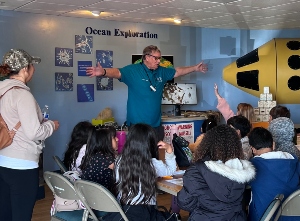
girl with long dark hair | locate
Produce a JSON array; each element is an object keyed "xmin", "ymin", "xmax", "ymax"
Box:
[
  {"xmin": 63, "ymin": 121, "xmax": 93, "ymax": 173},
  {"xmin": 80, "ymin": 126, "xmax": 118, "ymax": 192},
  {"xmin": 110, "ymin": 123, "xmax": 177, "ymax": 220}
]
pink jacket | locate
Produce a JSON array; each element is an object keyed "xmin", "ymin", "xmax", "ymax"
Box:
[{"xmin": 216, "ymin": 98, "xmax": 235, "ymax": 122}]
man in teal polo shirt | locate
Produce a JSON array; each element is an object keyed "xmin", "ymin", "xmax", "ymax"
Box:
[{"xmin": 86, "ymin": 45, "xmax": 207, "ymax": 140}]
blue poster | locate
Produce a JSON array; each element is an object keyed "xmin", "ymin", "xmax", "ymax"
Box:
[
  {"xmin": 96, "ymin": 50, "xmax": 113, "ymax": 68},
  {"xmin": 75, "ymin": 35, "xmax": 93, "ymax": 54},
  {"xmin": 77, "ymin": 84, "xmax": 94, "ymax": 102},
  {"xmin": 55, "ymin": 73, "xmax": 73, "ymax": 91},
  {"xmin": 78, "ymin": 61, "xmax": 92, "ymax": 76},
  {"xmin": 55, "ymin": 47, "xmax": 73, "ymax": 67}
]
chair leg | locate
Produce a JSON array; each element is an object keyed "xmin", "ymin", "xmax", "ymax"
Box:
[{"xmin": 82, "ymin": 209, "xmax": 89, "ymax": 221}]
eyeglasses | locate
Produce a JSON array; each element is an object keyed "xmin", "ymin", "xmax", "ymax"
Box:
[{"xmin": 147, "ymin": 54, "xmax": 162, "ymax": 61}]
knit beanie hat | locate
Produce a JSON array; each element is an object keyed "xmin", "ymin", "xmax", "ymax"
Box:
[
  {"xmin": 268, "ymin": 117, "xmax": 300, "ymax": 158},
  {"xmin": 269, "ymin": 117, "xmax": 294, "ymax": 143}
]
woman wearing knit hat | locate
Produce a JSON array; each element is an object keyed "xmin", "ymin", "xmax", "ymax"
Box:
[{"xmin": 268, "ymin": 117, "xmax": 300, "ymax": 158}]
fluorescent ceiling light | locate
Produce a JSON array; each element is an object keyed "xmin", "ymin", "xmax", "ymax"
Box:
[
  {"xmin": 91, "ymin": 11, "xmax": 101, "ymax": 16},
  {"xmin": 174, "ymin": 18, "xmax": 182, "ymax": 24}
]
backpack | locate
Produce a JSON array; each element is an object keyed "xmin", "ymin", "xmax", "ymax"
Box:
[
  {"xmin": 0, "ymin": 87, "xmax": 21, "ymax": 149},
  {"xmin": 172, "ymin": 134, "xmax": 193, "ymax": 168},
  {"xmin": 50, "ymin": 171, "xmax": 85, "ymax": 215}
]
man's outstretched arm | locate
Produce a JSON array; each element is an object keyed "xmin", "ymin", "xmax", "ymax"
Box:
[
  {"xmin": 86, "ymin": 62, "xmax": 121, "ymax": 79},
  {"xmin": 174, "ymin": 61, "xmax": 207, "ymax": 78}
]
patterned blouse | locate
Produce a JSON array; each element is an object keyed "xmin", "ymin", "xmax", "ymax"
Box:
[{"xmin": 81, "ymin": 152, "xmax": 115, "ymax": 192}]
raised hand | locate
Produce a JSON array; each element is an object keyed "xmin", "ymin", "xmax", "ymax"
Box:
[{"xmin": 214, "ymin": 83, "xmax": 222, "ymax": 99}]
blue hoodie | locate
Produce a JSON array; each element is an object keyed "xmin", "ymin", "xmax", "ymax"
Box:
[{"xmin": 249, "ymin": 151, "xmax": 300, "ymax": 221}]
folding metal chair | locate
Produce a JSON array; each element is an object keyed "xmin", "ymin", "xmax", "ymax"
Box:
[
  {"xmin": 260, "ymin": 194, "xmax": 284, "ymax": 221},
  {"xmin": 74, "ymin": 179, "xmax": 129, "ymax": 221},
  {"xmin": 274, "ymin": 189, "xmax": 300, "ymax": 220},
  {"xmin": 53, "ymin": 155, "xmax": 68, "ymax": 173},
  {"xmin": 44, "ymin": 171, "xmax": 84, "ymax": 221}
]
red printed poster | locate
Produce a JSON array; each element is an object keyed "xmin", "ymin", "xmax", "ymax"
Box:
[{"xmin": 162, "ymin": 122, "xmax": 194, "ymax": 144}]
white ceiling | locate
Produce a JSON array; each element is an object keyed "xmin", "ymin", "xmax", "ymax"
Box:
[{"xmin": 1, "ymin": 0, "xmax": 300, "ymax": 30}]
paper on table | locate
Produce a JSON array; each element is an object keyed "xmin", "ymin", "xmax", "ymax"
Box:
[
  {"xmin": 165, "ymin": 178, "xmax": 183, "ymax": 186},
  {"xmin": 173, "ymin": 170, "xmax": 185, "ymax": 175}
]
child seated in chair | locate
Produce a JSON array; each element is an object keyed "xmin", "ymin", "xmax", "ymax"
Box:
[
  {"xmin": 188, "ymin": 117, "xmax": 217, "ymax": 153},
  {"xmin": 227, "ymin": 115, "xmax": 252, "ymax": 160},
  {"xmin": 80, "ymin": 126, "xmax": 118, "ymax": 193},
  {"xmin": 248, "ymin": 127, "xmax": 300, "ymax": 221},
  {"xmin": 177, "ymin": 125, "xmax": 255, "ymax": 221},
  {"xmin": 63, "ymin": 121, "xmax": 93, "ymax": 174},
  {"xmin": 103, "ymin": 123, "xmax": 177, "ymax": 221}
]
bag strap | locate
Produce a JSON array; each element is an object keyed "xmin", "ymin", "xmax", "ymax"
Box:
[
  {"xmin": 0, "ymin": 86, "xmax": 22, "ymax": 130},
  {"xmin": 0, "ymin": 86, "xmax": 22, "ymax": 99}
]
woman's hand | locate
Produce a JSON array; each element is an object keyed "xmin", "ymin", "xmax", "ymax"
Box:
[
  {"xmin": 52, "ymin": 120, "xmax": 59, "ymax": 131},
  {"xmin": 157, "ymin": 141, "xmax": 173, "ymax": 154},
  {"xmin": 214, "ymin": 83, "xmax": 222, "ymax": 99}
]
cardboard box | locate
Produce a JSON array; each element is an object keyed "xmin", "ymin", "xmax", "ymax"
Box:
[
  {"xmin": 265, "ymin": 101, "xmax": 271, "ymax": 108},
  {"xmin": 254, "ymin": 107, "xmax": 260, "ymax": 115},
  {"xmin": 270, "ymin": 101, "xmax": 277, "ymax": 108},
  {"xmin": 258, "ymin": 101, "xmax": 264, "ymax": 108},
  {"xmin": 260, "ymin": 93, "xmax": 266, "ymax": 101},
  {"xmin": 259, "ymin": 108, "xmax": 266, "ymax": 115},
  {"xmin": 91, "ymin": 118, "xmax": 115, "ymax": 126},
  {"xmin": 262, "ymin": 115, "xmax": 269, "ymax": 122},
  {"xmin": 264, "ymin": 86, "xmax": 270, "ymax": 94},
  {"xmin": 266, "ymin": 93, "xmax": 273, "ymax": 101},
  {"xmin": 255, "ymin": 115, "xmax": 263, "ymax": 122},
  {"xmin": 297, "ymin": 135, "xmax": 300, "ymax": 146},
  {"xmin": 265, "ymin": 107, "xmax": 271, "ymax": 115}
]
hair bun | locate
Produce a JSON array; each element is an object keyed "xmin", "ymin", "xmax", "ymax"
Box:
[{"xmin": 0, "ymin": 64, "xmax": 11, "ymax": 77}]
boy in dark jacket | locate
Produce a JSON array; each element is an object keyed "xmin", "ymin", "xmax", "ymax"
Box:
[{"xmin": 248, "ymin": 127, "xmax": 300, "ymax": 221}]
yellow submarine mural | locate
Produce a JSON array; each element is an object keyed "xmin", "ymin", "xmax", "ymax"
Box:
[{"xmin": 223, "ymin": 38, "xmax": 300, "ymax": 104}]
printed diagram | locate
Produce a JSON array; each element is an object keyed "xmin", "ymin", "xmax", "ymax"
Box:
[
  {"xmin": 55, "ymin": 73, "xmax": 73, "ymax": 91},
  {"xmin": 96, "ymin": 50, "xmax": 113, "ymax": 68},
  {"xmin": 55, "ymin": 47, "xmax": 73, "ymax": 67},
  {"xmin": 75, "ymin": 35, "xmax": 93, "ymax": 54}
]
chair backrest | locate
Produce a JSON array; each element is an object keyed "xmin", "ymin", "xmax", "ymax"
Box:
[
  {"xmin": 274, "ymin": 189, "xmax": 300, "ymax": 220},
  {"xmin": 44, "ymin": 171, "xmax": 79, "ymax": 201},
  {"xmin": 260, "ymin": 194, "xmax": 284, "ymax": 221},
  {"xmin": 74, "ymin": 179, "xmax": 129, "ymax": 221},
  {"xmin": 53, "ymin": 155, "xmax": 68, "ymax": 173}
]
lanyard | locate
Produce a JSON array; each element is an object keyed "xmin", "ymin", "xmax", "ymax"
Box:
[{"xmin": 141, "ymin": 63, "xmax": 156, "ymax": 92}]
